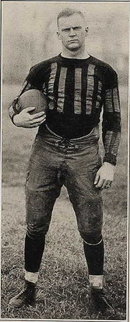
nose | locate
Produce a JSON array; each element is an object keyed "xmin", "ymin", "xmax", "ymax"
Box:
[{"xmin": 69, "ymin": 27, "xmax": 76, "ymax": 36}]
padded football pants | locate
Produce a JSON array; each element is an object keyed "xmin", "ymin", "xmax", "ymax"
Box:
[{"xmin": 25, "ymin": 125, "xmax": 103, "ymax": 272}]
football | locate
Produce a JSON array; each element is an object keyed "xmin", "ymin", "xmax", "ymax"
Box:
[{"xmin": 18, "ymin": 89, "xmax": 47, "ymax": 115}]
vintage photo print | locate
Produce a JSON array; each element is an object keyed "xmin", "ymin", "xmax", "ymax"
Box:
[{"xmin": 1, "ymin": 1, "xmax": 129, "ymax": 320}]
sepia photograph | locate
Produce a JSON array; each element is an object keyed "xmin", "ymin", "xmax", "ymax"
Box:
[{"xmin": 1, "ymin": 1, "xmax": 129, "ymax": 320}]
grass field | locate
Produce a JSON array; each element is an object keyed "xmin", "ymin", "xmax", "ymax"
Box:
[{"xmin": 1, "ymin": 84, "xmax": 128, "ymax": 320}]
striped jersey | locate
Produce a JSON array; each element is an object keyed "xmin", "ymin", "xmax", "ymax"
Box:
[{"xmin": 9, "ymin": 54, "xmax": 121, "ymax": 165}]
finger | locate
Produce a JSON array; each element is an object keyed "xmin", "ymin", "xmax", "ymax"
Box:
[
  {"xmin": 105, "ymin": 180, "xmax": 112, "ymax": 189},
  {"xmin": 94, "ymin": 172, "xmax": 100, "ymax": 185},
  {"xmin": 30, "ymin": 114, "xmax": 46, "ymax": 123},
  {"xmin": 34, "ymin": 119, "xmax": 46, "ymax": 126},
  {"xmin": 96, "ymin": 179, "xmax": 105, "ymax": 189},
  {"xmin": 101, "ymin": 180, "xmax": 107, "ymax": 190},
  {"xmin": 29, "ymin": 124, "xmax": 41, "ymax": 128},
  {"xmin": 30, "ymin": 111, "xmax": 46, "ymax": 119},
  {"xmin": 28, "ymin": 120, "xmax": 46, "ymax": 128},
  {"xmin": 30, "ymin": 115, "xmax": 46, "ymax": 124},
  {"xmin": 25, "ymin": 106, "xmax": 36, "ymax": 113}
]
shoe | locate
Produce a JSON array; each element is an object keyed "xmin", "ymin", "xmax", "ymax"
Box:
[
  {"xmin": 90, "ymin": 288, "xmax": 115, "ymax": 315},
  {"xmin": 9, "ymin": 280, "xmax": 36, "ymax": 308}
]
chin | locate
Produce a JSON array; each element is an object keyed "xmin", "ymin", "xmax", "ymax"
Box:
[{"xmin": 67, "ymin": 44, "xmax": 80, "ymax": 51}]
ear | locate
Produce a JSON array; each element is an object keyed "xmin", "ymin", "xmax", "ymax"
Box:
[
  {"xmin": 85, "ymin": 27, "xmax": 88, "ymax": 38},
  {"xmin": 57, "ymin": 31, "xmax": 61, "ymax": 40}
]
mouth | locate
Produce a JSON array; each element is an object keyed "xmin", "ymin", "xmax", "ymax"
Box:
[{"xmin": 68, "ymin": 40, "xmax": 79, "ymax": 43}]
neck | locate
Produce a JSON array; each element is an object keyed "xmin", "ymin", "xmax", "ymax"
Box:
[{"xmin": 61, "ymin": 46, "xmax": 89, "ymax": 59}]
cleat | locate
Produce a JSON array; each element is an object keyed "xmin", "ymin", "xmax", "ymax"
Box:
[
  {"xmin": 9, "ymin": 280, "xmax": 36, "ymax": 308},
  {"xmin": 90, "ymin": 288, "xmax": 115, "ymax": 315}
]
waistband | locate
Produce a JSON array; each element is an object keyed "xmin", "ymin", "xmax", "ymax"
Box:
[
  {"xmin": 37, "ymin": 124, "xmax": 100, "ymax": 151},
  {"xmin": 45, "ymin": 124, "xmax": 99, "ymax": 143}
]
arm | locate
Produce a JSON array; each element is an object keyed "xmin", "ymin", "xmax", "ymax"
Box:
[
  {"xmin": 8, "ymin": 69, "xmax": 46, "ymax": 128},
  {"xmin": 94, "ymin": 70, "xmax": 121, "ymax": 189},
  {"xmin": 8, "ymin": 81, "xmax": 32, "ymax": 123}
]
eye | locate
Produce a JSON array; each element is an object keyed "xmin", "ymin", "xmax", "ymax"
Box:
[
  {"xmin": 73, "ymin": 26, "xmax": 82, "ymax": 31},
  {"xmin": 62, "ymin": 28, "xmax": 70, "ymax": 32}
]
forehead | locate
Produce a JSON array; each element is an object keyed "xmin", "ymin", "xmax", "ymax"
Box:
[{"xmin": 58, "ymin": 13, "xmax": 85, "ymax": 29}]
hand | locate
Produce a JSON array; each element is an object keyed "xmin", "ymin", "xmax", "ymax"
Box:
[
  {"xmin": 94, "ymin": 162, "xmax": 115, "ymax": 190},
  {"xmin": 13, "ymin": 107, "xmax": 46, "ymax": 128}
]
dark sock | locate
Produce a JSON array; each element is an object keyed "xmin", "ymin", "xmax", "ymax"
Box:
[
  {"xmin": 83, "ymin": 238, "xmax": 104, "ymax": 275},
  {"xmin": 25, "ymin": 234, "xmax": 45, "ymax": 272}
]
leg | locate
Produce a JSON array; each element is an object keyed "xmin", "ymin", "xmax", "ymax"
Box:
[
  {"xmin": 65, "ymin": 144, "xmax": 103, "ymax": 284},
  {"xmin": 25, "ymin": 135, "xmax": 62, "ymax": 277},
  {"xmin": 9, "ymin": 135, "xmax": 62, "ymax": 307},
  {"xmin": 65, "ymin": 143, "xmax": 115, "ymax": 314},
  {"xmin": 25, "ymin": 188, "xmax": 60, "ymax": 275},
  {"xmin": 67, "ymin": 177, "xmax": 104, "ymax": 288}
]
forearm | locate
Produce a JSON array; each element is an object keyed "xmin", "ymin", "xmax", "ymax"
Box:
[
  {"xmin": 8, "ymin": 99, "xmax": 20, "ymax": 124},
  {"xmin": 102, "ymin": 112, "xmax": 121, "ymax": 165},
  {"xmin": 8, "ymin": 81, "xmax": 33, "ymax": 124},
  {"xmin": 102, "ymin": 71, "xmax": 121, "ymax": 165}
]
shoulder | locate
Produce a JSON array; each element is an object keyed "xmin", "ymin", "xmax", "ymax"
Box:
[
  {"xmin": 91, "ymin": 56, "xmax": 118, "ymax": 87},
  {"xmin": 91, "ymin": 56, "xmax": 117, "ymax": 77},
  {"xmin": 30, "ymin": 55, "xmax": 59, "ymax": 74},
  {"xmin": 26, "ymin": 55, "xmax": 59, "ymax": 83}
]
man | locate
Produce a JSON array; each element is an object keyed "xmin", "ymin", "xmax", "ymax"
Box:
[{"xmin": 8, "ymin": 8, "xmax": 121, "ymax": 315}]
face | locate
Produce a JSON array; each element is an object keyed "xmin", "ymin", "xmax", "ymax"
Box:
[{"xmin": 57, "ymin": 13, "xmax": 88, "ymax": 52}]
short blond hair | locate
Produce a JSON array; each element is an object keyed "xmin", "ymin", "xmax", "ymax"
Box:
[{"xmin": 57, "ymin": 8, "xmax": 85, "ymax": 26}]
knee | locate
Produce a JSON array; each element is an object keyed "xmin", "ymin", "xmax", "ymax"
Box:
[
  {"xmin": 27, "ymin": 221, "xmax": 49, "ymax": 240},
  {"xmin": 79, "ymin": 230, "xmax": 102, "ymax": 244},
  {"xmin": 77, "ymin": 208, "xmax": 103, "ymax": 244}
]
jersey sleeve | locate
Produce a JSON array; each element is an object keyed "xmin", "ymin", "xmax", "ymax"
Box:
[
  {"xmin": 102, "ymin": 68, "xmax": 121, "ymax": 165},
  {"xmin": 8, "ymin": 65, "xmax": 44, "ymax": 123}
]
